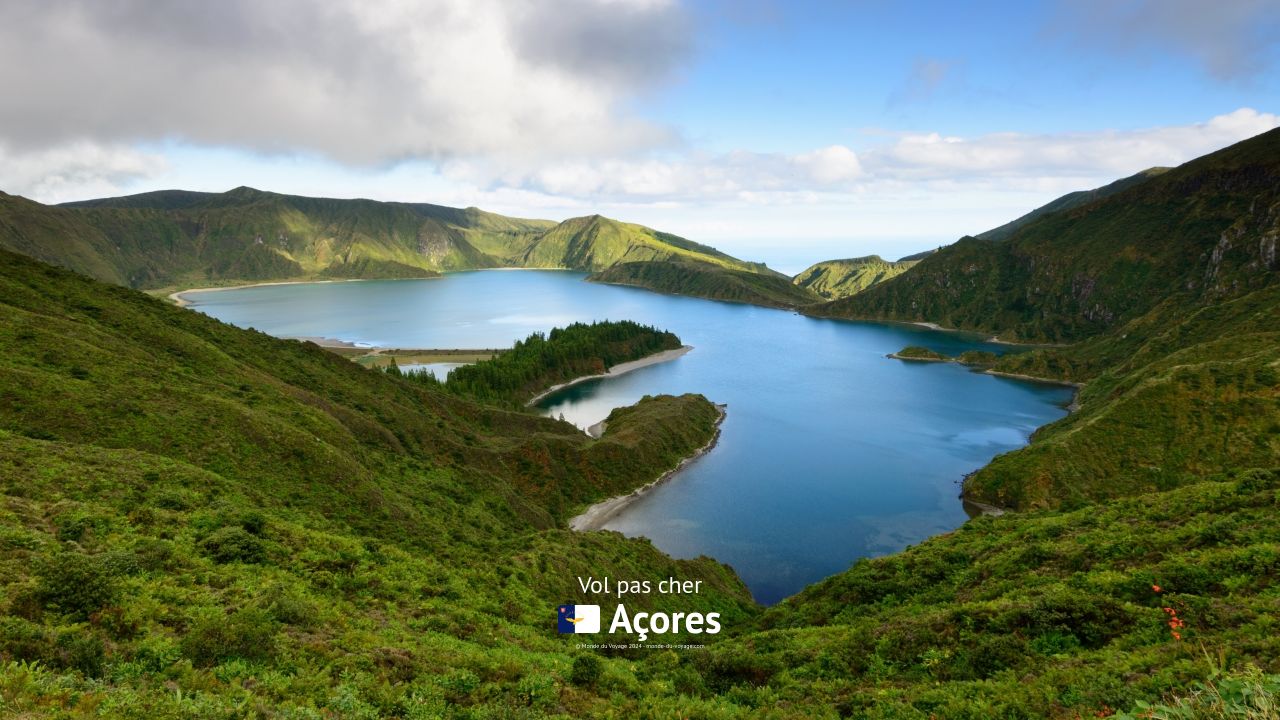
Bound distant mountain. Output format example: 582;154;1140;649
0;187;767;290
589;260;819;308
514;214;764;273
791;255;917;300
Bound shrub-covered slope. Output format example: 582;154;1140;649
966;283;1280;510
590;260;819;308
808;128;1280;344
792;255;917;300
0;247;766;715
517;214;766;274
976;167;1170;242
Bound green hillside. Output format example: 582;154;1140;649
792;255;917;300
967;283;1280;510
0;246;768;716
0;188;773;292
809;127;1280;344
6;230;1279;718
976;167;1170;242
590;260;819;308
516;214;764;273
3;168;1280;715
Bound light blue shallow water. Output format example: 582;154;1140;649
184;271;1072;603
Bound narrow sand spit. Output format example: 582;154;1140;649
526;345;693;406
569;404;725;532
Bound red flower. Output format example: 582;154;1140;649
1152;584;1161;593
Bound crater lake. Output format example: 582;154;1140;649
181;270;1073;603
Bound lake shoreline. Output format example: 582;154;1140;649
526;345;694;406
166;275;449;308
169;278;372;307
569;404;726;532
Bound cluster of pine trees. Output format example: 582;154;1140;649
397;320;680;406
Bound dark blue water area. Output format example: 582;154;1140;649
184;271;1073;603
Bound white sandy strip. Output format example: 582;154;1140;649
167;276;447;308
525;345;693;406
167;279;367;308
569;404;725;532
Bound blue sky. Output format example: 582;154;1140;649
663;1;1278;145
0;0;1277;272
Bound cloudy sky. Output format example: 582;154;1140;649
1;0;1278;272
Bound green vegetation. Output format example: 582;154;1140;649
792;255;917;300
0;187;770;292
889;345;950;361
1116;666;1280;719
968;284;1279;510
976;167;1170;242
0;248;766;717
800;128;1280;512
417;320;681;406
590;260;819;308
1;128;1278;716
348;349;500;369
515;214;766;274
808;130;1279;344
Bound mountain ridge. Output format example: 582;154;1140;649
0;186;769;292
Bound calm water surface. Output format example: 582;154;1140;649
185;272;1072;603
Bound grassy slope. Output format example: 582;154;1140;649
515;214;785;284
0;247;768;716
589;260;820;308
792;255;917;300
0;183;1277;717
967;284;1280;510
2;246;1278;717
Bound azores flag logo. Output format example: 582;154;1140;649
557;604;600;634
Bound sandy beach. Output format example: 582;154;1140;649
167;275;447;308
569;404;726;532
525;345;693;406
167;278;369;308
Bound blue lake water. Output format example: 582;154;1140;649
183;271;1072;603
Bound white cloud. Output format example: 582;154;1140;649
863;108;1280;182
0;0;690;166
0;142;168;204
439;109;1276;205
445;144;865;201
